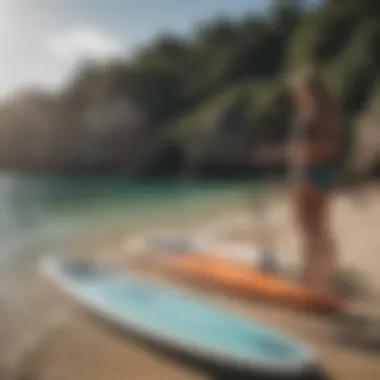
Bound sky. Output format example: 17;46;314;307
0;0;323;99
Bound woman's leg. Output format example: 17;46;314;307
293;181;337;293
303;229;337;293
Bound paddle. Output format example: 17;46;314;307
245;177;282;275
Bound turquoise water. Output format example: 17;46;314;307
0;173;250;267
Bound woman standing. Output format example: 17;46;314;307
253;64;342;296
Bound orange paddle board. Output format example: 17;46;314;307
154;253;344;312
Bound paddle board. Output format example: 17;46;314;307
124;234;278;268
152;253;343;311
41;255;316;377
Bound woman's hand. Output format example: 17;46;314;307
289;143;308;162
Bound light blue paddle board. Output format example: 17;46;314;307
41;255;316;376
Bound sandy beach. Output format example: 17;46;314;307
2;184;380;380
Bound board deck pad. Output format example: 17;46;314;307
152;253;343;311
42;256;315;376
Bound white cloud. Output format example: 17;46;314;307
46;26;124;62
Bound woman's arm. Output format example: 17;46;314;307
251;139;339;166
251;106;340;165
292;140;339;162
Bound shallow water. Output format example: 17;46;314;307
0;174;251;264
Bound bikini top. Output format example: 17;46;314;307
291;102;338;141
292;107;319;141
291;105;342;166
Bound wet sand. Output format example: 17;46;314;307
2;185;380;380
